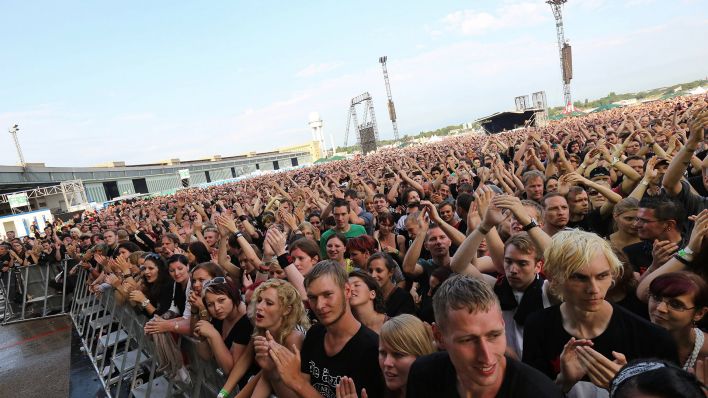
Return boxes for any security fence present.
[1,263,230,397]
[1,261,69,325]
[69,268,228,397]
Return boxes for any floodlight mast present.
[547,0,574,112]
[379,56,400,141]
[8,124,26,168]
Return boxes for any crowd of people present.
[2,93,708,397]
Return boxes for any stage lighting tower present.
[8,124,26,168]
[547,0,574,112]
[379,56,400,141]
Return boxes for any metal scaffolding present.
[547,0,574,112]
[0,180,89,214]
[379,56,400,141]
[344,92,380,154]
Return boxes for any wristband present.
[640,180,649,186]
[677,248,695,261]
[238,215,249,222]
[673,254,690,265]
[217,388,229,398]
[477,225,491,235]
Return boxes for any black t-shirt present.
[522,303,678,381]
[623,240,654,274]
[212,313,258,388]
[385,287,416,317]
[566,208,612,237]
[406,352,563,398]
[212,313,253,349]
[0,252,11,268]
[300,323,384,398]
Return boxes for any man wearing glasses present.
[623,196,685,275]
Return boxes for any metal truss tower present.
[378,56,400,141]
[344,92,380,154]
[547,0,574,112]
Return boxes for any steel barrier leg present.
[1,271,13,324]
[113,307,136,397]
[20,266,29,320]
[42,264,51,316]
[61,261,68,314]
[97,293,120,378]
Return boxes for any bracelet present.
[640,180,649,186]
[477,225,491,235]
[217,388,229,398]
[611,157,619,167]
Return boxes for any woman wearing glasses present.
[648,272,708,371]
[193,276,253,377]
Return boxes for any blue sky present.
[1,0,706,166]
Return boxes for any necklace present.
[683,327,704,371]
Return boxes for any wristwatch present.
[141,298,150,309]
[199,309,209,320]
[522,219,539,232]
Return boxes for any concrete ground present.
[0,316,72,397]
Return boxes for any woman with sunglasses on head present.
[220,279,310,398]
[128,253,174,317]
[186,262,225,328]
[648,272,708,371]
[193,276,253,377]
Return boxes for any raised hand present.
[687,209,708,254]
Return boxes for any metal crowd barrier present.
[69,268,229,398]
[0,260,69,325]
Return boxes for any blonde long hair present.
[380,314,435,358]
[248,279,310,344]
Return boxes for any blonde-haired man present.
[522,230,678,397]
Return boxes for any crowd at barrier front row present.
[3,94,708,398]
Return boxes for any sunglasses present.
[202,277,227,292]
[144,252,161,260]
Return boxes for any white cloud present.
[295,62,342,78]
[440,2,549,36]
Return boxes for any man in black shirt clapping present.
[407,275,563,398]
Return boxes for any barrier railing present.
[1,260,69,325]
[69,268,229,398]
